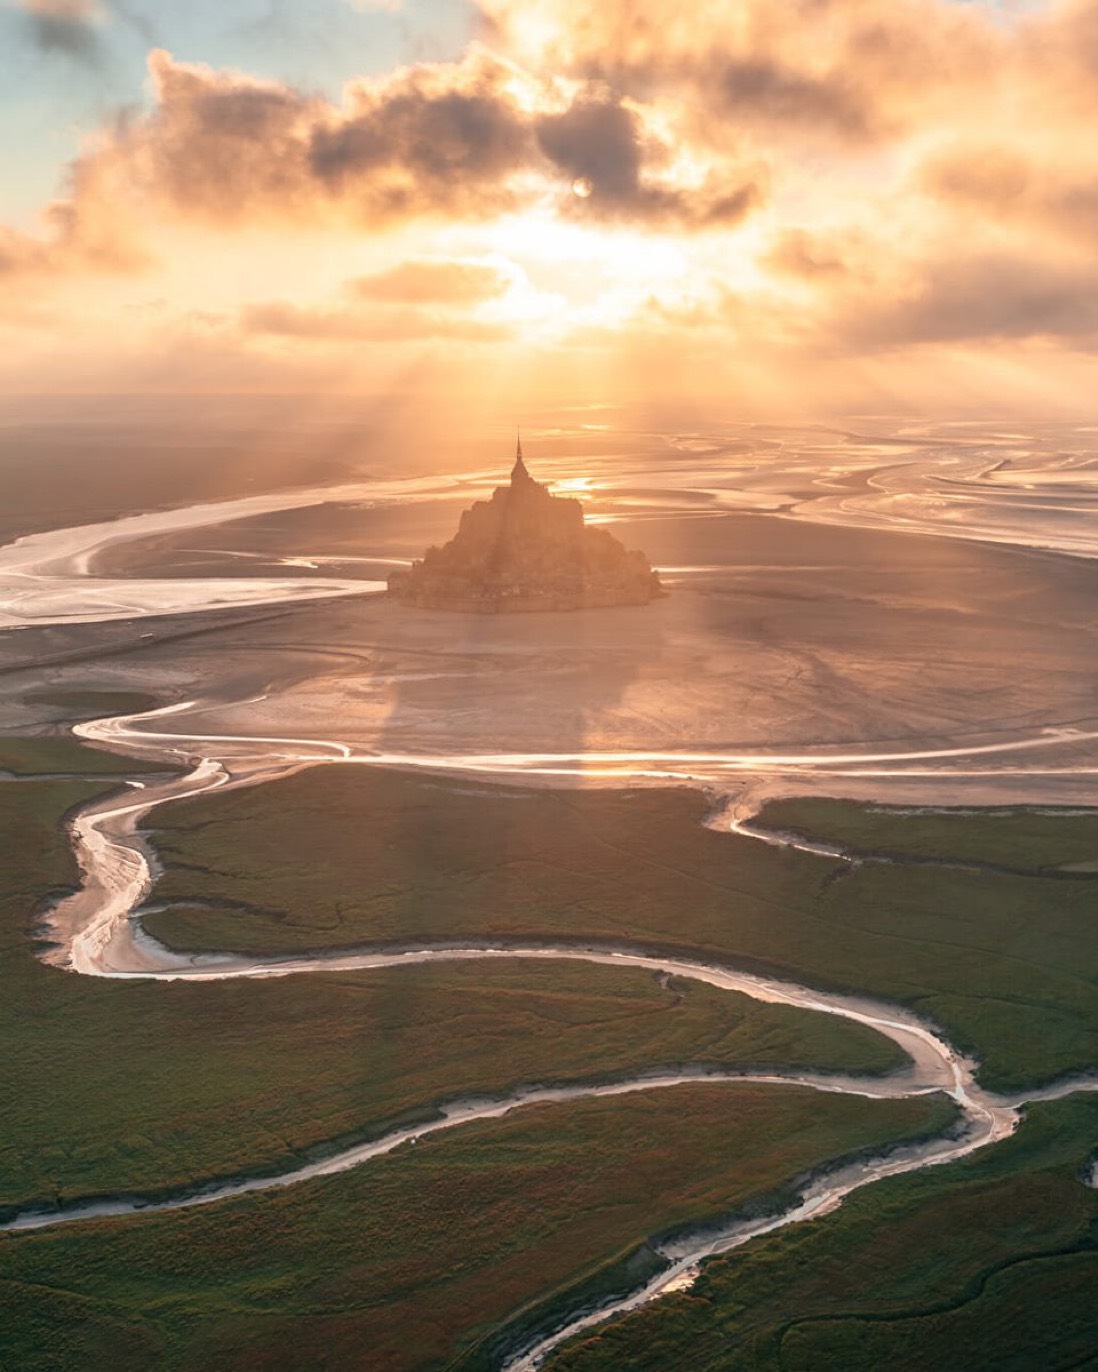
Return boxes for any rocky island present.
[388,440,663,613]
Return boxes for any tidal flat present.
[0,424,1095,1370]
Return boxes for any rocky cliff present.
[388,448,662,613]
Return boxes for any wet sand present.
[1,426,1096,814]
[8,504,1093,817]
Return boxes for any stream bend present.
[14,715,1098,1371]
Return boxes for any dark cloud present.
[713,58,872,140]
[536,92,762,225]
[137,48,533,221]
[536,97,642,201]
[21,0,102,63]
[310,81,531,200]
[125,52,322,221]
[52,48,763,234]
[696,182,762,226]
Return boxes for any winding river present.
[5,706,1091,1368]
[3,445,1098,1368]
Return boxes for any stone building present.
[388,438,662,612]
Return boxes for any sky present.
[3,0,1098,417]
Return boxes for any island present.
[387,440,663,612]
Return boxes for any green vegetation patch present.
[544,1093,1098,1372]
[0,735,162,776]
[4,765,1091,1371]
[0,778,901,1213]
[145,768,1098,1092]
[781,1252,1098,1372]
[0,1084,952,1372]
[759,796,1098,873]
[20,689,160,723]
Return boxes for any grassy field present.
[144,767,1098,1092]
[758,796,1098,873]
[0,1084,953,1372]
[2,750,1093,1371]
[19,689,159,721]
[542,1093,1098,1372]
[0,734,163,776]
[0,773,901,1215]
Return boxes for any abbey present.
[388,439,662,612]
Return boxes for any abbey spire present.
[511,430,534,487]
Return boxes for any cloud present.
[536,96,643,203]
[16,0,1098,394]
[25,45,763,246]
[765,230,850,280]
[534,93,760,224]
[17,0,103,62]
[242,261,518,341]
[921,143,1098,253]
[843,253,1098,350]
[108,49,325,223]
[307,53,532,216]
[711,58,871,141]
[0,227,50,278]
[0,152,147,284]
[477,0,995,146]
[349,258,513,304]
[241,298,512,342]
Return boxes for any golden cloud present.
[241,299,513,343]
[476,0,996,145]
[19,44,758,253]
[12,0,1098,395]
[349,259,514,304]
